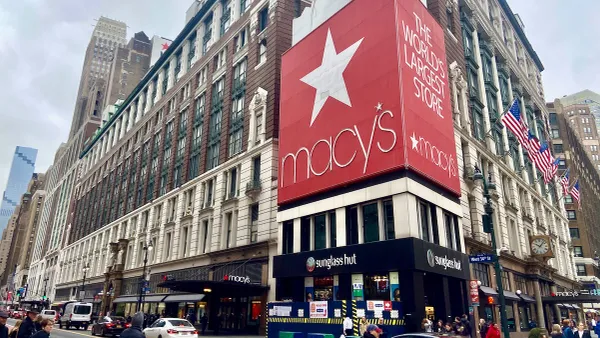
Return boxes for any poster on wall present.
[367,300,384,311]
[309,301,328,318]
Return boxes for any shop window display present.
[314,276,334,301]
[364,274,390,300]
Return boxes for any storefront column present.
[513,302,521,332]
[400,271,425,333]
[533,281,545,328]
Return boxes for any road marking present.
[53,327,92,337]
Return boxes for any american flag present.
[533,141,553,174]
[560,169,570,196]
[501,99,529,146]
[543,158,559,184]
[571,180,581,207]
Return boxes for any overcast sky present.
[0,0,597,192]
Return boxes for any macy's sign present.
[223,275,251,284]
[280,108,397,188]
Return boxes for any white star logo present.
[300,28,364,126]
[410,132,419,150]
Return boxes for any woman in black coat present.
[30,320,53,338]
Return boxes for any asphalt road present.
[7,318,93,338]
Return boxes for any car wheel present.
[59,322,63,329]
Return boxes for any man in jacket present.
[0,311,9,338]
[120,312,144,338]
[17,310,38,338]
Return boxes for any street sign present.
[469,254,494,263]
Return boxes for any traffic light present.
[41,295,47,301]
[16,290,21,297]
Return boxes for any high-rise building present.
[0,174,45,288]
[0,146,38,234]
[69,17,128,139]
[41,1,289,325]
[549,101,600,171]
[559,90,600,133]
[547,100,600,290]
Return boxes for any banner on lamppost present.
[469,280,480,306]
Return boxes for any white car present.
[143,318,198,338]
[40,310,57,321]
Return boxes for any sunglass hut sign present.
[306,254,358,272]
[426,249,462,271]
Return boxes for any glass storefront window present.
[363,203,379,243]
[314,276,334,301]
[506,302,516,332]
[364,273,390,300]
[519,304,530,331]
[314,214,326,250]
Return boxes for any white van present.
[59,302,93,330]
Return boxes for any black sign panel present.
[273,237,469,280]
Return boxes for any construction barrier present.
[267,301,405,338]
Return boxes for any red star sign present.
[161,43,170,51]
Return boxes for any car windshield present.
[44,311,55,315]
[73,305,91,315]
[108,316,125,322]
[167,320,193,327]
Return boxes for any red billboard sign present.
[278,0,460,204]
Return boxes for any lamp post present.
[137,242,153,312]
[81,263,90,301]
[473,165,510,338]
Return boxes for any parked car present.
[91,316,130,336]
[58,302,93,330]
[11,310,25,319]
[143,318,198,338]
[40,310,57,321]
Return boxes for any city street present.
[7,319,92,338]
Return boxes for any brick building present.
[54,0,296,333]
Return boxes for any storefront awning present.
[519,294,536,303]
[572,304,581,309]
[479,286,498,296]
[158,280,269,297]
[564,304,574,309]
[113,296,139,304]
[144,295,168,303]
[163,294,205,303]
[503,291,520,301]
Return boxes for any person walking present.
[575,322,592,338]
[551,324,564,338]
[479,319,489,338]
[9,320,22,338]
[485,323,500,338]
[17,310,38,338]
[120,312,144,338]
[343,316,353,337]
[0,312,9,338]
[30,320,53,338]
[564,319,576,338]
[33,316,42,332]
[200,314,208,335]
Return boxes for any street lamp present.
[473,165,510,338]
[42,277,49,306]
[137,241,154,312]
[81,263,90,301]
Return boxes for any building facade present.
[548,101,600,292]
[53,0,293,334]
[69,17,128,139]
[0,146,38,234]
[559,90,600,137]
[456,0,577,332]
[0,174,46,289]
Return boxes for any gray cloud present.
[0,0,191,189]
[508,0,600,101]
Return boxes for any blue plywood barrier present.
[267,302,406,338]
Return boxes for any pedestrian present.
[363,324,381,338]
[479,319,489,338]
[422,318,433,333]
[574,322,591,338]
[9,320,22,338]
[30,320,52,338]
[551,324,563,338]
[34,316,43,332]
[120,312,144,338]
[0,311,9,338]
[377,318,387,338]
[564,319,576,338]
[187,311,197,325]
[460,314,472,337]
[359,318,368,336]
[485,323,500,338]
[343,316,353,336]
[17,310,38,338]
[200,313,208,335]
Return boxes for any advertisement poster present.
[309,301,328,318]
[390,272,400,301]
[367,300,384,311]
[469,280,480,306]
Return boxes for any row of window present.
[282,198,461,254]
